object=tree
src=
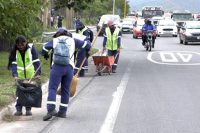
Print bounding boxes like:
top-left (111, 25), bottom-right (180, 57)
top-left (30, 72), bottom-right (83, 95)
top-left (0, 0), bottom-right (42, 51)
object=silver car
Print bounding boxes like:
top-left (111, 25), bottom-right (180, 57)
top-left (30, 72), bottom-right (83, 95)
top-left (179, 21), bottom-right (200, 45)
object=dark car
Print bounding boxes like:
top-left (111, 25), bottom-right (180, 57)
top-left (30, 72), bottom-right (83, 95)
top-left (179, 21), bottom-right (200, 45)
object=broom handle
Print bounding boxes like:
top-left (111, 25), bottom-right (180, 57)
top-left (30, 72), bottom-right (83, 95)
top-left (75, 23), bottom-right (104, 77)
top-left (28, 49), bottom-right (52, 83)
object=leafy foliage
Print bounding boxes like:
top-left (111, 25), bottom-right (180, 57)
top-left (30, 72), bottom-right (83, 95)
top-left (0, 0), bottom-right (42, 47)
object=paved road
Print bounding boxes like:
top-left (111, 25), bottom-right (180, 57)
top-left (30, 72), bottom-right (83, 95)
top-left (1, 34), bottom-right (200, 133)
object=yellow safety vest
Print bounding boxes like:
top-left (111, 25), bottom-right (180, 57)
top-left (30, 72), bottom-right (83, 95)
top-left (78, 27), bottom-right (88, 35)
top-left (105, 27), bottom-right (120, 50)
top-left (16, 44), bottom-right (35, 79)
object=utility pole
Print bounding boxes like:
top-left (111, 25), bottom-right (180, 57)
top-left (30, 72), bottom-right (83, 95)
top-left (113, 0), bottom-right (115, 15)
top-left (124, 0), bottom-right (127, 18)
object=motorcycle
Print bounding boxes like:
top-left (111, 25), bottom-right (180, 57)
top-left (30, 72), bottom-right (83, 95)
top-left (145, 30), bottom-right (154, 51)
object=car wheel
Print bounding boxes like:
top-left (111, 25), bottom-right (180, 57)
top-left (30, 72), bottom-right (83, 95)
top-left (173, 35), bottom-right (177, 37)
top-left (157, 34), bottom-right (160, 37)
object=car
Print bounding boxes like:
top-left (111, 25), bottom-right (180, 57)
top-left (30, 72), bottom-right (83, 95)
top-left (132, 19), bottom-right (145, 38)
top-left (151, 16), bottom-right (164, 26)
top-left (179, 21), bottom-right (200, 45)
top-left (122, 19), bottom-right (134, 33)
top-left (97, 14), bottom-right (122, 36)
top-left (157, 19), bottom-right (177, 37)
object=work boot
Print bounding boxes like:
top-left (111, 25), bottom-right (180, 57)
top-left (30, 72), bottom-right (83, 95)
top-left (43, 109), bottom-right (57, 121)
top-left (142, 42), bottom-right (145, 46)
top-left (26, 110), bottom-right (32, 116)
top-left (56, 112), bottom-right (67, 118)
top-left (112, 69), bottom-right (117, 73)
top-left (14, 111), bottom-right (22, 116)
top-left (79, 70), bottom-right (85, 77)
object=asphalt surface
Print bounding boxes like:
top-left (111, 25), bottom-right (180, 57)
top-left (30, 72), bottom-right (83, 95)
top-left (1, 33), bottom-right (200, 133)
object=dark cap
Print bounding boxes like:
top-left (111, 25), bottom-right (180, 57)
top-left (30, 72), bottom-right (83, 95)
top-left (53, 27), bottom-right (67, 38)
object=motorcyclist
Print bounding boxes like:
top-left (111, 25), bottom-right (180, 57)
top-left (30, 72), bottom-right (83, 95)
top-left (141, 19), bottom-right (156, 48)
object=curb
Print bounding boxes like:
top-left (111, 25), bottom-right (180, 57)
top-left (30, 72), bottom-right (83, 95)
top-left (0, 56), bottom-right (97, 123)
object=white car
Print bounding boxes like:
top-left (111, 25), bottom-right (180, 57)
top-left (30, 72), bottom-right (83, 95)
top-left (157, 19), bottom-right (177, 37)
top-left (151, 16), bottom-right (164, 25)
top-left (122, 19), bottom-right (134, 33)
top-left (97, 14), bottom-right (122, 36)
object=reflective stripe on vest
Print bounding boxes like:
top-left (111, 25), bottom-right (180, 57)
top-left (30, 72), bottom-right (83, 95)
top-left (78, 27), bottom-right (88, 35)
top-left (105, 27), bottom-right (120, 50)
top-left (16, 44), bottom-right (35, 79)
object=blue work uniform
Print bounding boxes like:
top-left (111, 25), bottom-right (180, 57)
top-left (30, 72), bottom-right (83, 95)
top-left (41, 35), bottom-right (91, 114)
top-left (11, 43), bottom-right (41, 112)
top-left (103, 27), bottom-right (122, 72)
top-left (142, 24), bottom-right (156, 45)
top-left (76, 26), bottom-right (93, 76)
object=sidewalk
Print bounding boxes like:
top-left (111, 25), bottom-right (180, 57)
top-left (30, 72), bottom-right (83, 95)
top-left (0, 57), bottom-right (97, 132)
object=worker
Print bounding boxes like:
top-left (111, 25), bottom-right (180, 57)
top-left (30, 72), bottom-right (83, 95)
top-left (7, 35), bottom-right (41, 116)
top-left (103, 20), bottom-right (122, 73)
top-left (74, 20), bottom-right (93, 77)
top-left (41, 28), bottom-right (91, 121)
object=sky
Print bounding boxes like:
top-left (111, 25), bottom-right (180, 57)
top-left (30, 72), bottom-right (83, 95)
top-left (129, 0), bottom-right (200, 12)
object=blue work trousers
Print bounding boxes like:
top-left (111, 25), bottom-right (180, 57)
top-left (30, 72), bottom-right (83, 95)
top-left (47, 64), bottom-right (73, 113)
top-left (74, 49), bottom-right (88, 76)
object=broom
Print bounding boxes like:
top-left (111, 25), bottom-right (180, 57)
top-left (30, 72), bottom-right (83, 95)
top-left (57, 24), bottom-right (104, 97)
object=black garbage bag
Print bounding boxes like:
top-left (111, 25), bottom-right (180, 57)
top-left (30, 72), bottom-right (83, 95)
top-left (16, 80), bottom-right (42, 108)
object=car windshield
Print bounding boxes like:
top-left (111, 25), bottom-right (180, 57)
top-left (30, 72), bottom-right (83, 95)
top-left (137, 20), bottom-right (145, 26)
top-left (159, 20), bottom-right (176, 26)
top-left (186, 23), bottom-right (200, 29)
top-left (99, 15), bottom-right (120, 25)
top-left (123, 20), bottom-right (133, 25)
top-left (172, 14), bottom-right (193, 21)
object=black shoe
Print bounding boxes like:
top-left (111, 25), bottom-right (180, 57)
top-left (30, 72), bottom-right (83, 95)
top-left (56, 112), bottom-right (67, 118)
top-left (14, 111), bottom-right (22, 116)
top-left (112, 69), bottom-right (116, 73)
top-left (26, 110), bottom-right (32, 116)
top-left (142, 42), bottom-right (145, 46)
top-left (79, 71), bottom-right (85, 77)
top-left (43, 110), bottom-right (57, 121)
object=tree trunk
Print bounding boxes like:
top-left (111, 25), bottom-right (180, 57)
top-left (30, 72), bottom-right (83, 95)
top-left (65, 8), bottom-right (74, 29)
top-left (43, 0), bottom-right (49, 28)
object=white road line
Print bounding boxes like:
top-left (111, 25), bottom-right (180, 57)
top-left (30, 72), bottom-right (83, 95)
top-left (99, 65), bottom-right (131, 133)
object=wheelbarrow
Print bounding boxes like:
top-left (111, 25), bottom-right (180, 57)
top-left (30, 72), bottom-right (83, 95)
top-left (92, 55), bottom-right (114, 76)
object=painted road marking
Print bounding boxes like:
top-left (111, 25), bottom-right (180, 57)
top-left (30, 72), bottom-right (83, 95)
top-left (99, 63), bottom-right (131, 133)
top-left (160, 52), bottom-right (179, 62)
top-left (176, 52), bottom-right (192, 62)
top-left (147, 51), bottom-right (200, 65)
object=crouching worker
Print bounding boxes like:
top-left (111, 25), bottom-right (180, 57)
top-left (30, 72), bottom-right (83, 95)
top-left (7, 35), bottom-right (41, 116)
top-left (41, 28), bottom-right (91, 121)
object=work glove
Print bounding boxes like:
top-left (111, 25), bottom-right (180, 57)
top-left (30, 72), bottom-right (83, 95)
top-left (43, 53), bottom-right (49, 60)
top-left (86, 49), bottom-right (91, 58)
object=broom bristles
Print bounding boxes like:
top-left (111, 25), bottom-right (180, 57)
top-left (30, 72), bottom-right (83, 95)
top-left (56, 76), bottom-right (78, 97)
